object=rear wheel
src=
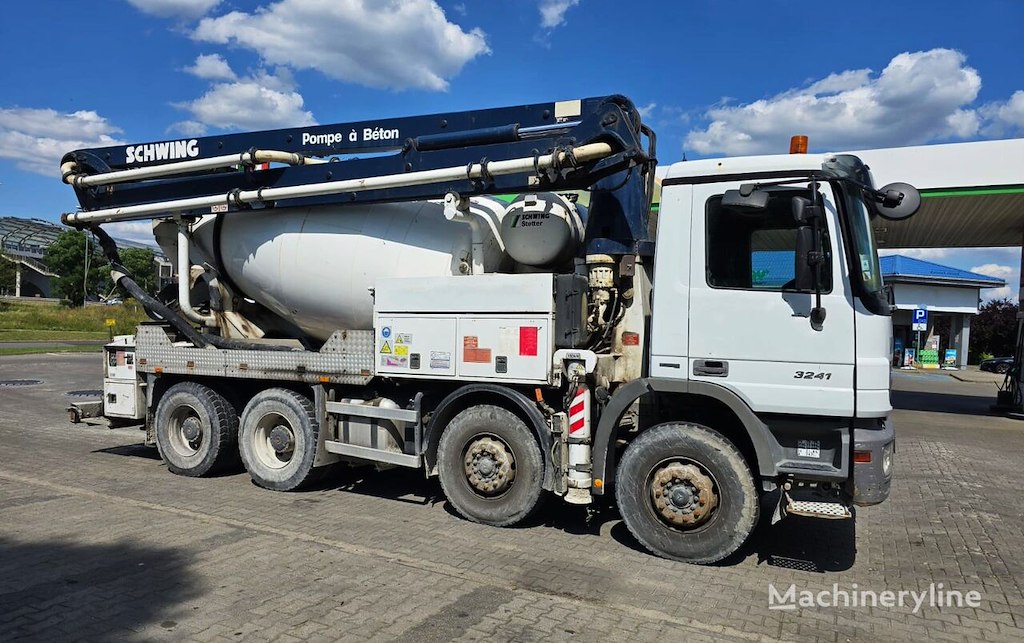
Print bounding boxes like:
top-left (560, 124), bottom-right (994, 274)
top-left (155, 382), bottom-right (239, 477)
top-left (615, 423), bottom-right (758, 564)
top-left (239, 388), bottom-right (323, 491)
top-left (437, 405), bottom-right (545, 527)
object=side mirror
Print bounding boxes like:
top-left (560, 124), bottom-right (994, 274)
top-left (791, 195), bottom-right (827, 329)
top-left (872, 182), bottom-right (921, 220)
top-left (794, 225), bottom-right (815, 291)
top-left (792, 195), bottom-right (823, 224)
top-left (722, 188), bottom-right (769, 210)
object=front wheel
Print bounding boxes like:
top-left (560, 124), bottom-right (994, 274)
top-left (437, 405), bottom-right (545, 527)
top-left (615, 423), bottom-right (759, 564)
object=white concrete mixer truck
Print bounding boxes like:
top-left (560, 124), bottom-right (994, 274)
top-left (60, 96), bottom-right (920, 564)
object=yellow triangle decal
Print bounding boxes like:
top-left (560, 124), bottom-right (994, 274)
top-left (380, 341), bottom-right (392, 354)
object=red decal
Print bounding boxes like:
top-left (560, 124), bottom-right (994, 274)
top-left (464, 348), bottom-right (492, 364)
top-left (569, 419), bottom-right (585, 433)
top-left (569, 402), bottom-right (586, 417)
top-left (519, 326), bottom-right (538, 356)
top-left (621, 332), bottom-right (640, 346)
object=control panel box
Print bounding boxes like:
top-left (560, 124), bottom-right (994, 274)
top-left (374, 274), bottom-right (554, 384)
top-left (103, 336), bottom-right (145, 419)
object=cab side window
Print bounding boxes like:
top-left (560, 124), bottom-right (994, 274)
top-left (705, 190), bottom-right (832, 292)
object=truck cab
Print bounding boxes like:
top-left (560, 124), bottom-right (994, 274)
top-left (648, 152), bottom-right (899, 503)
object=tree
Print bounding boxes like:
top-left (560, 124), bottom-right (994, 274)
top-left (0, 256), bottom-right (16, 296)
top-left (969, 298), bottom-right (1018, 363)
top-left (118, 247), bottom-right (157, 296)
top-left (44, 230), bottom-right (110, 305)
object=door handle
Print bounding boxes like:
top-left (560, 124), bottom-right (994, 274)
top-left (693, 359), bottom-right (729, 377)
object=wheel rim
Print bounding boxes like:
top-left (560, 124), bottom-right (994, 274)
top-left (166, 404), bottom-right (205, 458)
top-left (648, 459), bottom-right (719, 529)
top-left (462, 434), bottom-right (516, 497)
top-left (251, 412), bottom-right (295, 470)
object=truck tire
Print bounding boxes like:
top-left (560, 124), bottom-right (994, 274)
top-left (155, 382), bottom-right (239, 477)
top-left (615, 423), bottom-right (759, 564)
top-left (438, 405), bottom-right (545, 527)
top-left (239, 388), bottom-right (323, 491)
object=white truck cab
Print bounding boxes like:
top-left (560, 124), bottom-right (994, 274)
top-left (646, 151), bottom-right (901, 509)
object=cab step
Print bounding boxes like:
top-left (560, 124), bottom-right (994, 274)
top-left (783, 492), bottom-right (852, 520)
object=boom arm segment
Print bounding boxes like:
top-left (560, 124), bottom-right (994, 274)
top-left (60, 95), bottom-right (655, 254)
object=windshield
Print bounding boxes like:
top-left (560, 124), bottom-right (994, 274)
top-left (841, 184), bottom-right (883, 294)
top-left (822, 154), bottom-right (890, 315)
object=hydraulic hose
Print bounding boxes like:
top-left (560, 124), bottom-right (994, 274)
top-left (90, 226), bottom-right (294, 352)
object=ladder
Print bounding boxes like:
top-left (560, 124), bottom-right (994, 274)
top-left (60, 95), bottom-right (656, 256)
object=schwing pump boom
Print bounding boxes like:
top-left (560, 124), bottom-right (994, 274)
top-left (61, 95), bottom-right (656, 257)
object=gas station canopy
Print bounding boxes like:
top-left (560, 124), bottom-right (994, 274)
top-left (852, 139), bottom-right (1024, 249)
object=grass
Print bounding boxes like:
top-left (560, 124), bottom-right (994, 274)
top-left (0, 300), bottom-right (150, 340)
top-left (0, 329), bottom-right (108, 341)
top-left (0, 345), bottom-right (102, 356)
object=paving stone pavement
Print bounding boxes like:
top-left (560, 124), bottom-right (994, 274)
top-left (0, 355), bottom-right (1022, 642)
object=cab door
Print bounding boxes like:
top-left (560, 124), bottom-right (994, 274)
top-left (685, 181), bottom-right (856, 416)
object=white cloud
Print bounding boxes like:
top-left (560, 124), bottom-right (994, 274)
top-left (969, 263), bottom-right (1014, 282)
top-left (879, 247), bottom-right (951, 261)
top-left (0, 108), bottom-right (123, 177)
top-left (192, 0), bottom-right (489, 91)
top-left (981, 284), bottom-right (1017, 302)
top-left (184, 53), bottom-right (236, 81)
top-left (981, 90), bottom-right (1024, 135)
top-left (105, 221), bottom-right (158, 246)
top-left (972, 263), bottom-right (1017, 301)
top-left (685, 49), bottom-right (985, 155)
top-left (637, 102), bottom-right (657, 119)
top-left (539, 0), bottom-right (580, 29)
top-left (166, 120), bottom-right (208, 136)
top-left (125, 0), bottom-right (220, 19)
top-left (175, 68), bottom-right (316, 131)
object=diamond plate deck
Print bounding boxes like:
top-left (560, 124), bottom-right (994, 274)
top-left (134, 325), bottom-right (374, 385)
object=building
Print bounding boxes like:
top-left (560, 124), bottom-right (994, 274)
top-left (881, 255), bottom-right (1005, 368)
top-left (0, 217), bottom-right (62, 297)
top-left (0, 216), bottom-right (171, 299)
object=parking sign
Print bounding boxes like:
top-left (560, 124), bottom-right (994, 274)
top-left (912, 308), bottom-right (928, 331)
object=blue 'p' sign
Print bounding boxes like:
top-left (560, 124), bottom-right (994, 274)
top-left (912, 309), bottom-right (928, 330)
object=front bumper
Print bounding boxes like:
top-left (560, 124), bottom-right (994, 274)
top-left (851, 416), bottom-right (894, 506)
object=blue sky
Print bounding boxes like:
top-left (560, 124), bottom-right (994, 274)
top-left (1, 0), bottom-right (1022, 298)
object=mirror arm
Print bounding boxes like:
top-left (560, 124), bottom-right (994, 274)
top-left (840, 176), bottom-right (902, 207)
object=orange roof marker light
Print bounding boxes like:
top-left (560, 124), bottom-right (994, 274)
top-left (790, 135), bottom-right (808, 154)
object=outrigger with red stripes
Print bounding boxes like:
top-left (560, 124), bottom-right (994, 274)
top-left (61, 95), bottom-right (920, 563)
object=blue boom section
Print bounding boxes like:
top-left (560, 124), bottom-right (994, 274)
top-left (62, 95), bottom-right (656, 256)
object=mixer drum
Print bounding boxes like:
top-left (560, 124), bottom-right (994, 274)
top-left (183, 198), bottom-right (507, 341)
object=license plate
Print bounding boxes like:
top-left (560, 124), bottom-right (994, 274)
top-left (797, 440), bottom-right (820, 458)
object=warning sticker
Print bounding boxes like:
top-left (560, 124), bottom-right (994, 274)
top-left (380, 355), bottom-right (408, 368)
top-left (463, 336), bottom-right (492, 363)
top-left (380, 341), bottom-right (392, 354)
top-left (396, 333), bottom-right (413, 344)
top-left (430, 351), bottom-right (451, 370)
top-left (499, 327), bottom-right (517, 355)
top-left (519, 326), bottom-right (539, 357)
top-left (395, 345), bottom-right (409, 356)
